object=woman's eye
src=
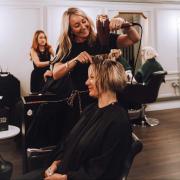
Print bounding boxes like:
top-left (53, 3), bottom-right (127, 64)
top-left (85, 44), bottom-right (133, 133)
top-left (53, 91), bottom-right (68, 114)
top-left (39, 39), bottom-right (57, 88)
top-left (74, 23), bottom-right (80, 28)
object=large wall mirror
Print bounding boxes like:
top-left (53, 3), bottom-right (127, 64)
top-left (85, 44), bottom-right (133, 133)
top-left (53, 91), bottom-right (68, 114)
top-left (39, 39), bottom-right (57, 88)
top-left (156, 9), bottom-right (180, 99)
top-left (114, 12), bottom-right (147, 74)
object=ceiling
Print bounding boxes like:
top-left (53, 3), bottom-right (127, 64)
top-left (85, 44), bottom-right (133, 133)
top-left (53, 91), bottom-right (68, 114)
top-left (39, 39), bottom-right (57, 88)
top-left (73, 0), bottom-right (180, 4)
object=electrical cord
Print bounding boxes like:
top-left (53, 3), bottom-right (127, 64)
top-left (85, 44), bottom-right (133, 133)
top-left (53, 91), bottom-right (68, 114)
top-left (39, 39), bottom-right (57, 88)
top-left (130, 23), bottom-right (143, 84)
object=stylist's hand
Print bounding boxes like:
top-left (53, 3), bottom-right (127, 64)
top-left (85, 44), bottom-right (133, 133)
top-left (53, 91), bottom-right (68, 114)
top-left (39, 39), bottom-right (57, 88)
top-left (44, 70), bottom-right (53, 81)
top-left (74, 51), bottom-right (92, 64)
top-left (109, 17), bottom-right (125, 32)
top-left (44, 173), bottom-right (67, 180)
top-left (45, 160), bottom-right (61, 178)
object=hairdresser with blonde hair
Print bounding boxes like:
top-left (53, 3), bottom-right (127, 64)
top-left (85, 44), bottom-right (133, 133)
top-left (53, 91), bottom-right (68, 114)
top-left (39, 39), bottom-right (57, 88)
top-left (52, 7), bottom-right (140, 107)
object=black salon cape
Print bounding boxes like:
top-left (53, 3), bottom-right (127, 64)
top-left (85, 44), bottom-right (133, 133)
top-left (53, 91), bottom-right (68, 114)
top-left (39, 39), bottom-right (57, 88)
top-left (52, 102), bottom-right (132, 180)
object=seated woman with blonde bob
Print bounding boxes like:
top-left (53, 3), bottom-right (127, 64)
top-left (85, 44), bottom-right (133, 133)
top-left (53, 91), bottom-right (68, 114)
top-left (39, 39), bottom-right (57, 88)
top-left (16, 56), bottom-right (132, 180)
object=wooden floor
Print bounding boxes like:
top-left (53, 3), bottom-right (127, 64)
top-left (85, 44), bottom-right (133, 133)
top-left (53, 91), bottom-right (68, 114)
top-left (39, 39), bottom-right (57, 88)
top-left (128, 108), bottom-right (180, 180)
top-left (0, 108), bottom-right (180, 179)
top-left (0, 137), bottom-right (22, 179)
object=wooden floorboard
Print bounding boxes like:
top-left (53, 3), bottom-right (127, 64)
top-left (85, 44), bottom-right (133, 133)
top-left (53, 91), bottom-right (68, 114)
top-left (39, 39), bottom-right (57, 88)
top-left (0, 138), bottom-right (22, 179)
top-left (128, 108), bottom-right (180, 180)
top-left (0, 108), bottom-right (180, 179)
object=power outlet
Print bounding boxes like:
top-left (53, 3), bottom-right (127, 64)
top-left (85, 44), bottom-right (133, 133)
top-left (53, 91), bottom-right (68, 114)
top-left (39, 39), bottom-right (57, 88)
top-left (171, 82), bottom-right (180, 88)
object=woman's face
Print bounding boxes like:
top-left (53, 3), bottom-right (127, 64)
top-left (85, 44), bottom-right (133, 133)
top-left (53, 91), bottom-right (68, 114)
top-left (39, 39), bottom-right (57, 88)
top-left (37, 33), bottom-right (46, 46)
top-left (86, 66), bottom-right (99, 98)
top-left (69, 14), bottom-right (90, 42)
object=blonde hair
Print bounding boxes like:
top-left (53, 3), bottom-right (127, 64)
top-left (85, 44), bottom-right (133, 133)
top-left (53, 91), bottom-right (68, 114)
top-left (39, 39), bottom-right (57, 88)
top-left (90, 56), bottom-right (127, 93)
top-left (141, 46), bottom-right (158, 62)
top-left (57, 7), bottom-right (96, 60)
top-left (108, 49), bottom-right (122, 61)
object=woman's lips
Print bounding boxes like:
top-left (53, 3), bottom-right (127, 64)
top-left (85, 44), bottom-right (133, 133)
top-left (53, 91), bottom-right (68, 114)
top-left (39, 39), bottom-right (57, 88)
top-left (88, 87), bottom-right (92, 92)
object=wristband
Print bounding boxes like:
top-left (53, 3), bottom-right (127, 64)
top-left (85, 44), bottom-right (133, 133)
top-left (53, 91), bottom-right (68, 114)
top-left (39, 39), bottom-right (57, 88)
top-left (47, 167), bottom-right (53, 176)
top-left (65, 62), bottom-right (69, 69)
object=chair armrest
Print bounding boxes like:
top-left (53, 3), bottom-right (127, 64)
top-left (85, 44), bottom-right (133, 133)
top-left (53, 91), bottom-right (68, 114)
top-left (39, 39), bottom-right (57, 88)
top-left (22, 93), bottom-right (58, 104)
top-left (27, 145), bottom-right (56, 157)
top-left (26, 145), bottom-right (56, 172)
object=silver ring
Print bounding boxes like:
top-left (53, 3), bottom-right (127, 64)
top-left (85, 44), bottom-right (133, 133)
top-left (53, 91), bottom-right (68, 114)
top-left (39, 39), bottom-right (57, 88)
top-left (47, 167), bottom-right (52, 176)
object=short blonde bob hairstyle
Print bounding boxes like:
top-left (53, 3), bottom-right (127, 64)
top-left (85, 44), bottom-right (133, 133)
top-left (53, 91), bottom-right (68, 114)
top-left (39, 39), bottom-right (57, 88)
top-left (90, 56), bottom-right (127, 94)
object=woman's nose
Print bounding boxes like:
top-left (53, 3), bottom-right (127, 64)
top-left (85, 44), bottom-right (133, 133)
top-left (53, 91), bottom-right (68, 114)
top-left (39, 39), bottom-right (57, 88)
top-left (85, 79), bottom-right (89, 85)
top-left (81, 23), bottom-right (86, 29)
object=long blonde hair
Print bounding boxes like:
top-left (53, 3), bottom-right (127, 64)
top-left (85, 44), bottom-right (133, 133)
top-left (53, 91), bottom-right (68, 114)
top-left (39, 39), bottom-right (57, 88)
top-left (57, 7), bottom-right (96, 61)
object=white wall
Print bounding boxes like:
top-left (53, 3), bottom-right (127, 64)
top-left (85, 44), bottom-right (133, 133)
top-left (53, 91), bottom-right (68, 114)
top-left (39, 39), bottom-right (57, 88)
top-left (0, 3), bottom-right (44, 95)
top-left (0, 0), bottom-right (180, 101)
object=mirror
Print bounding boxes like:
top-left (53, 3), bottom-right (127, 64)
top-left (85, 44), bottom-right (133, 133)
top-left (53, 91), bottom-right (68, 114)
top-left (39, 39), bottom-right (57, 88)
top-left (114, 12), bottom-right (147, 74)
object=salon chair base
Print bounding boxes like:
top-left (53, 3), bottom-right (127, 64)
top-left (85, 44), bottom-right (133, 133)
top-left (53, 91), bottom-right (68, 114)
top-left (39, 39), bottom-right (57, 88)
top-left (145, 116), bottom-right (159, 126)
top-left (132, 117), bottom-right (159, 127)
top-left (129, 107), bottom-right (160, 127)
top-left (131, 117), bottom-right (159, 127)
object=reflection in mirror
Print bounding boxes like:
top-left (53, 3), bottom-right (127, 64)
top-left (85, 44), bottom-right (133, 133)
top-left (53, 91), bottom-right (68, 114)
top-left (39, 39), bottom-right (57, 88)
top-left (114, 12), bottom-right (147, 74)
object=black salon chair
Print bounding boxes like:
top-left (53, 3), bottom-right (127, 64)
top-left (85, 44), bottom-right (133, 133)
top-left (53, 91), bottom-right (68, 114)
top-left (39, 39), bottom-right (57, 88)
top-left (120, 70), bottom-right (167, 127)
top-left (119, 133), bottom-right (143, 180)
top-left (22, 90), bottom-right (90, 173)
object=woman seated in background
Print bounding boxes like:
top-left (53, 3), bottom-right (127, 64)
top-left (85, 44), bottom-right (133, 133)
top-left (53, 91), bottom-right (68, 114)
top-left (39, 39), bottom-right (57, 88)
top-left (16, 56), bottom-right (132, 180)
top-left (135, 46), bottom-right (164, 83)
top-left (30, 30), bottom-right (54, 93)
